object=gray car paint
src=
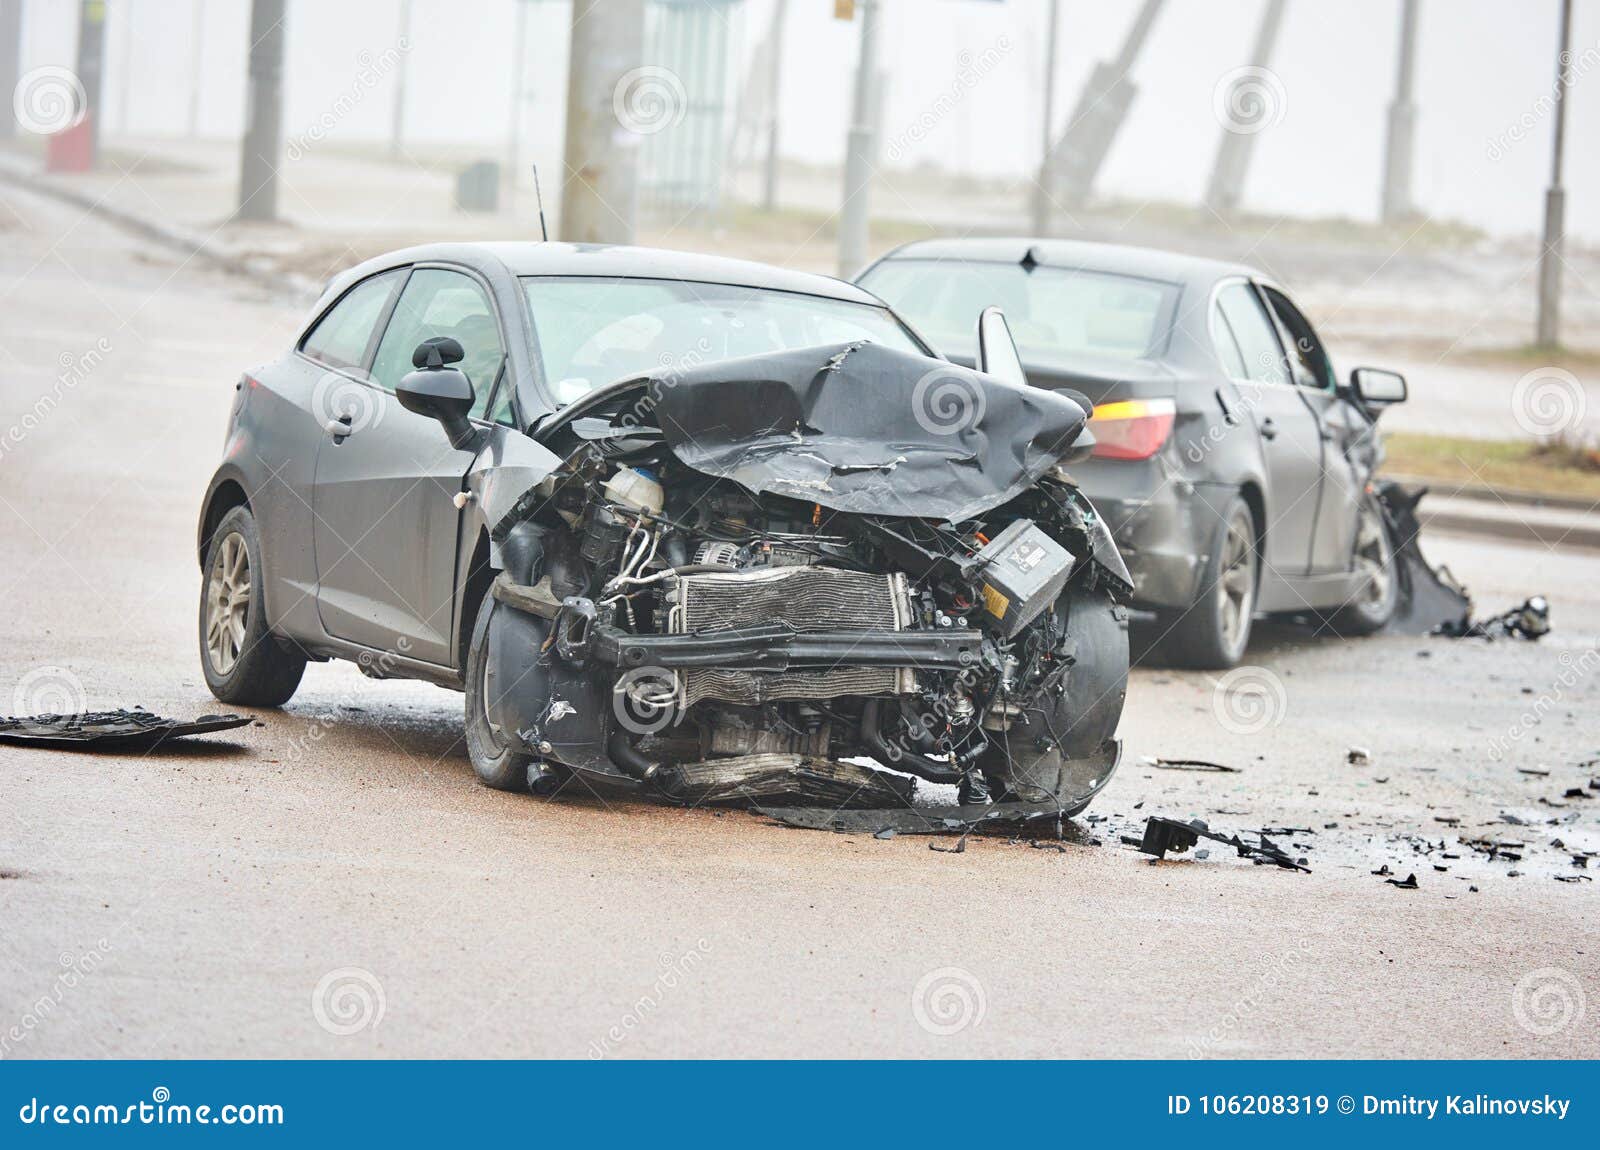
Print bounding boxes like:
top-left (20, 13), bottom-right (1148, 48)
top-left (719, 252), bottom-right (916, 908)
top-left (198, 242), bottom-right (921, 689)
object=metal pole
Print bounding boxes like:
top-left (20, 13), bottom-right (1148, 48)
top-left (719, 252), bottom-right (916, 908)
top-left (1203, 0), bottom-right (1288, 216)
top-left (1535, 0), bottom-right (1572, 348)
top-left (115, 0), bottom-right (132, 135)
top-left (74, 0), bottom-right (106, 166)
top-left (761, 0), bottom-right (788, 211)
top-left (390, 0), bottom-right (411, 161)
top-left (0, 0), bottom-right (23, 142)
top-left (561, 0), bottom-right (645, 242)
top-left (1381, 0), bottom-right (1419, 223)
top-left (187, 0), bottom-right (205, 138)
top-left (507, 0), bottom-right (528, 208)
top-left (236, 0), bottom-right (286, 222)
top-left (837, 0), bottom-right (880, 278)
top-left (1030, 0), bottom-right (1060, 234)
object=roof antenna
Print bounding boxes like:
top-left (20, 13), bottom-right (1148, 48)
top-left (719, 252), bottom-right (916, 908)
top-left (531, 163), bottom-right (549, 242)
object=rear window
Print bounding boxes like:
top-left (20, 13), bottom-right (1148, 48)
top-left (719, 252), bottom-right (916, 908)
top-left (860, 258), bottom-right (1178, 367)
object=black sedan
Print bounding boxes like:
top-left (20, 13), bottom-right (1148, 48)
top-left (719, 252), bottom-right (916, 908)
top-left (858, 238), bottom-right (1409, 668)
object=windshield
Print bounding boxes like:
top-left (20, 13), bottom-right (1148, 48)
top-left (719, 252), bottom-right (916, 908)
top-left (522, 276), bottom-right (923, 404)
top-left (859, 258), bottom-right (1179, 367)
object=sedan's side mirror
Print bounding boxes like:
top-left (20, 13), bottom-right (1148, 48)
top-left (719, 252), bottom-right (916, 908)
top-left (976, 306), bottom-right (1028, 387)
top-left (1349, 367), bottom-right (1407, 407)
top-left (397, 337), bottom-right (478, 450)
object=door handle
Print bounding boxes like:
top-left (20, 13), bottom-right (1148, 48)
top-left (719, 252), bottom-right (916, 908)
top-left (324, 414), bottom-right (354, 440)
top-left (1260, 417), bottom-right (1278, 441)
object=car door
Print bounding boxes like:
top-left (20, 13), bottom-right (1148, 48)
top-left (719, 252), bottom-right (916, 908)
top-left (311, 265), bottom-right (507, 666)
top-left (1259, 284), bottom-right (1369, 575)
top-left (1209, 281), bottom-right (1322, 579)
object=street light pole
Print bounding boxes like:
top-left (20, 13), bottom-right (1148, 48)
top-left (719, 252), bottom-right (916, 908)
top-left (837, 0), bottom-right (880, 278)
top-left (762, 0), bottom-right (788, 212)
top-left (236, 0), bottom-right (286, 222)
top-left (1535, 0), bottom-right (1572, 348)
top-left (1381, 0), bottom-right (1419, 224)
top-left (561, 0), bottom-right (645, 242)
top-left (0, 0), bottom-right (22, 143)
top-left (390, 0), bottom-right (411, 161)
top-left (1031, 0), bottom-right (1061, 235)
top-left (187, 0), bottom-right (205, 138)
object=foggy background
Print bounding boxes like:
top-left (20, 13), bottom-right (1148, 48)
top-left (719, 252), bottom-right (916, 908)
top-left (10, 0), bottom-right (1596, 243)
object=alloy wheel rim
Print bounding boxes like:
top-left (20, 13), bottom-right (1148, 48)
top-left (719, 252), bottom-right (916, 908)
top-left (1218, 516), bottom-right (1256, 649)
top-left (205, 532), bottom-right (250, 676)
top-left (1354, 503), bottom-right (1393, 606)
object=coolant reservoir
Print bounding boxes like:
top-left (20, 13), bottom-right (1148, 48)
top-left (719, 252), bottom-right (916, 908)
top-left (604, 466), bottom-right (664, 516)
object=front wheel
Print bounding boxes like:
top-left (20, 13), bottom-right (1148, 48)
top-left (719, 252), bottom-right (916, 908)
top-left (1324, 492), bottom-right (1398, 636)
top-left (463, 583), bottom-right (539, 791)
top-left (1161, 493), bottom-right (1257, 669)
top-left (198, 505), bottom-right (306, 706)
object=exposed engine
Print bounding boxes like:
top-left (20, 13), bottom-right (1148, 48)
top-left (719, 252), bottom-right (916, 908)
top-left (474, 341), bottom-right (1131, 815)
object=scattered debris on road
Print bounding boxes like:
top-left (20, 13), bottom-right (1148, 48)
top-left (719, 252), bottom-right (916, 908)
top-left (1347, 746), bottom-right (1372, 766)
top-left (1144, 756), bottom-right (1241, 773)
top-left (1438, 595), bottom-right (1551, 641)
top-left (1122, 816), bottom-right (1310, 872)
top-left (0, 709), bottom-right (251, 750)
top-left (1384, 872), bottom-right (1420, 889)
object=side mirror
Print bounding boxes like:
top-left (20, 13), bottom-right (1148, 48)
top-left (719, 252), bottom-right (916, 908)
top-left (1349, 367), bottom-right (1407, 408)
top-left (976, 306), bottom-right (1028, 387)
top-left (398, 365), bottom-right (477, 451)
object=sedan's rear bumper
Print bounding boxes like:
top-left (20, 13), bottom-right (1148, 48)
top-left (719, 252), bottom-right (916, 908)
top-left (1072, 459), bottom-right (1229, 612)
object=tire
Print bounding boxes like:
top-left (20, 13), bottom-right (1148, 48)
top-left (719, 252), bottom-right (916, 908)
top-left (198, 505), bottom-right (306, 706)
top-left (1162, 492), bottom-right (1257, 670)
top-left (463, 582), bottom-right (537, 791)
top-left (978, 587), bottom-right (1128, 810)
top-left (1324, 492), bottom-right (1398, 636)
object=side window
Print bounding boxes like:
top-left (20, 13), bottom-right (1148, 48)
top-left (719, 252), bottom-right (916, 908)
top-left (1214, 283), bottom-right (1288, 385)
top-left (299, 270), bottom-right (403, 372)
top-left (1209, 303), bottom-right (1249, 379)
top-left (488, 378), bottom-right (518, 428)
top-left (1261, 286), bottom-right (1335, 390)
top-left (371, 268), bottom-right (505, 419)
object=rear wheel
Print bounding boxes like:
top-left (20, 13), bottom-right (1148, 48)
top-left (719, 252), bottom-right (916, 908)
top-left (198, 505), bottom-right (306, 706)
top-left (1324, 492), bottom-right (1398, 636)
top-left (1162, 493), bottom-right (1257, 670)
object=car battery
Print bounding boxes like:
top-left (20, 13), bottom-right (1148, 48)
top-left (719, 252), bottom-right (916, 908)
top-left (975, 519), bottom-right (1075, 637)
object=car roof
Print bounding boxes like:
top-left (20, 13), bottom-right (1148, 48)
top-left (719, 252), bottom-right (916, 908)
top-left (332, 241), bottom-right (885, 306)
top-left (869, 237), bottom-right (1262, 291)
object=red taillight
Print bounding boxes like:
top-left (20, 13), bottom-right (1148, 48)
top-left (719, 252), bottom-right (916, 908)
top-left (1088, 398), bottom-right (1176, 461)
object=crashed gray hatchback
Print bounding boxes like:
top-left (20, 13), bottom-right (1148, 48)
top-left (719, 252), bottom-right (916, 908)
top-left (197, 243), bottom-right (1132, 815)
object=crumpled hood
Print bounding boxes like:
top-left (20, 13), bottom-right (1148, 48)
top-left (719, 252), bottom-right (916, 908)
top-left (649, 341), bottom-right (1088, 523)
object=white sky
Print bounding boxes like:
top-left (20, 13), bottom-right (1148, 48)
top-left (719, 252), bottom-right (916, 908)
top-left (15, 0), bottom-right (1599, 242)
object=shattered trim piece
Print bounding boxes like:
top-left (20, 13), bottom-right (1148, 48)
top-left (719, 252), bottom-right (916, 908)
top-left (1123, 816), bottom-right (1310, 872)
top-left (0, 709), bottom-right (252, 750)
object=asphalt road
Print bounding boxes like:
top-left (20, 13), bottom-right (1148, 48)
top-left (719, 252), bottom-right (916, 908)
top-left (2, 184), bottom-right (1596, 1059)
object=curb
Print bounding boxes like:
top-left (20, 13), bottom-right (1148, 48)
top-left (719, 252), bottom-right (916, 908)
top-left (1418, 501), bottom-right (1600, 552)
top-left (0, 152), bottom-right (318, 300)
top-left (1383, 471), bottom-right (1598, 513)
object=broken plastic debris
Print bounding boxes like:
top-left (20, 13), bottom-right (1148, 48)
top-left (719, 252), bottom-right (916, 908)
top-left (1122, 816), bottom-right (1309, 872)
top-left (1346, 746), bottom-right (1371, 766)
top-left (0, 709), bottom-right (251, 750)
